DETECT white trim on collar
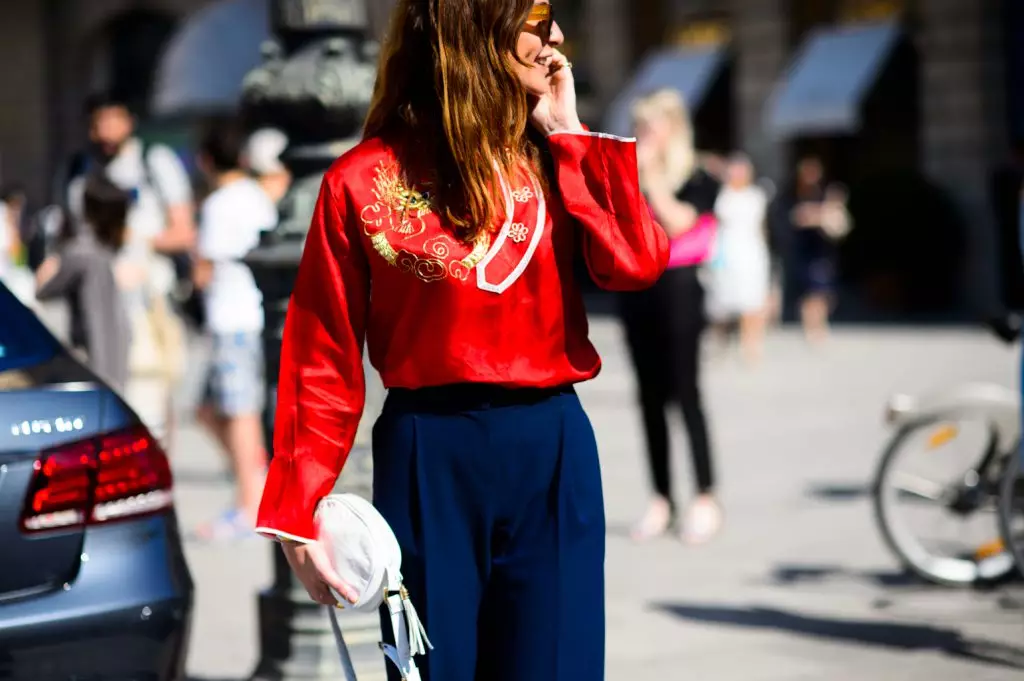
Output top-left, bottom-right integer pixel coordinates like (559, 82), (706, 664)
(476, 170), (546, 295)
(548, 130), (637, 143)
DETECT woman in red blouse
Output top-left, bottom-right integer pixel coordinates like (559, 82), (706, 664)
(256, 1), (668, 678)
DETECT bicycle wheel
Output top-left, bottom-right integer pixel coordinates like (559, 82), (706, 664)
(873, 419), (1018, 586)
(998, 447), (1024, 577)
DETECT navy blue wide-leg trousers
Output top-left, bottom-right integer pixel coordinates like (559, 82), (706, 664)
(372, 385), (606, 681)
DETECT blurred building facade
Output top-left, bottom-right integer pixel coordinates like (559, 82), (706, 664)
(597, 0), (1017, 317)
(0, 0), (1019, 317)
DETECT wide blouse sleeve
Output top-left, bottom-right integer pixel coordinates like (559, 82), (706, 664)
(255, 173), (371, 544)
(547, 130), (669, 291)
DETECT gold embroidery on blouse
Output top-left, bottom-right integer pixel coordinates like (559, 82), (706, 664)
(396, 250), (448, 282)
(365, 161), (431, 237)
(361, 161), (492, 283)
(369, 231), (398, 263)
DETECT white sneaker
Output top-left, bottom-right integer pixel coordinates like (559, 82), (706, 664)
(680, 497), (723, 545)
(630, 498), (673, 542)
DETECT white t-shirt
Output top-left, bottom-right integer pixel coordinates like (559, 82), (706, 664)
(198, 177), (277, 334)
(67, 138), (194, 298)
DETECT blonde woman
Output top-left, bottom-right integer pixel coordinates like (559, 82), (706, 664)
(622, 89), (722, 544)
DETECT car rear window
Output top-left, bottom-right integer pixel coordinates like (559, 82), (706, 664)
(0, 284), (62, 375)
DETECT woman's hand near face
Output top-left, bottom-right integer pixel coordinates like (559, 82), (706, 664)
(530, 49), (583, 136)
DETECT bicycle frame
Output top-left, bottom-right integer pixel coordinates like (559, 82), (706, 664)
(886, 383), (1021, 516)
(885, 383), (1020, 460)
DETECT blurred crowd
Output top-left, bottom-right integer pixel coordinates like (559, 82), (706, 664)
(0, 94), (290, 542)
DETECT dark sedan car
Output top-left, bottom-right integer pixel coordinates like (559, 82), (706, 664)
(0, 283), (193, 680)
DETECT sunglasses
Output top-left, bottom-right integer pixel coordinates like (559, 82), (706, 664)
(523, 3), (554, 45)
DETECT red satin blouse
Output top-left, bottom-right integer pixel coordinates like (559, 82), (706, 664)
(256, 129), (669, 542)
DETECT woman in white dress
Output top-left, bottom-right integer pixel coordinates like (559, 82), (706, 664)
(707, 153), (770, 364)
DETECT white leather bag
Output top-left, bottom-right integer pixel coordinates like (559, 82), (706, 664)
(316, 494), (432, 680)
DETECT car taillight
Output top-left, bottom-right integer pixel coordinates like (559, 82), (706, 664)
(20, 426), (173, 533)
(21, 441), (96, 532)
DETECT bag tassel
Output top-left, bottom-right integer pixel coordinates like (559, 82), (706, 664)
(400, 585), (433, 656)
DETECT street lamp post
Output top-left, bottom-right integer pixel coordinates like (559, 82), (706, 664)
(240, 1), (383, 679)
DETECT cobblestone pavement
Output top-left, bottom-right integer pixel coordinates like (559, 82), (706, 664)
(175, 319), (1024, 681)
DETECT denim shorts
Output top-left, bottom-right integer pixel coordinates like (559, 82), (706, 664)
(202, 332), (266, 417)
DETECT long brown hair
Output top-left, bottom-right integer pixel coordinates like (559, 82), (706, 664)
(364, 0), (544, 241)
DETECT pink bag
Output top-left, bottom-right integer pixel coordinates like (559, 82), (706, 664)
(666, 213), (718, 268)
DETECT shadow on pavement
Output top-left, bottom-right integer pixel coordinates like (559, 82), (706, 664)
(767, 563), (920, 589)
(655, 602), (1024, 671)
(805, 481), (872, 501)
(766, 562), (1024, 596)
(996, 593), (1024, 611)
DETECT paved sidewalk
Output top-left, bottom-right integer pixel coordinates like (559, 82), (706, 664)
(176, 320), (1024, 680)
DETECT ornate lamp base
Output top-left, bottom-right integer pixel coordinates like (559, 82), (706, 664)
(241, 1), (382, 679)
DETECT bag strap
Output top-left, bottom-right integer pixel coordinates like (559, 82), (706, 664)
(327, 606), (360, 681)
(326, 586), (431, 681)
(139, 140), (166, 211)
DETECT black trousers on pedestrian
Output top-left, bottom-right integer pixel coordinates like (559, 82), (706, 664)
(620, 265), (714, 509)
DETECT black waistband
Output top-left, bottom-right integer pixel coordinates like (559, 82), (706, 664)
(386, 383), (574, 412)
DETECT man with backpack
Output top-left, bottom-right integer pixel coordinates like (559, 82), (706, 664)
(65, 92), (195, 448)
(67, 93), (195, 262)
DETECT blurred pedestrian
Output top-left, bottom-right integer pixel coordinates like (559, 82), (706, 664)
(244, 128), (291, 205)
(0, 184), (35, 304)
(67, 92), (193, 445)
(706, 153), (770, 365)
(35, 173), (130, 391)
(192, 117), (275, 540)
(0, 184), (26, 271)
(255, 1), (668, 677)
(67, 92), (195, 273)
(784, 156), (850, 346)
(622, 88), (722, 545)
